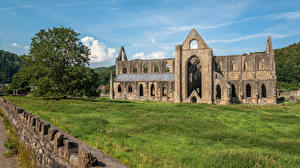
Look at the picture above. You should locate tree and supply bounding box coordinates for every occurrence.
[12,27,99,97]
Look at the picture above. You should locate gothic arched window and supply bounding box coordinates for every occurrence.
[246,84,251,98]
[190,39,198,49]
[133,64,137,73]
[143,65,148,73]
[154,64,160,73]
[165,63,170,72]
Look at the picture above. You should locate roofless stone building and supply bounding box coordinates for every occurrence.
[110,29,277,104]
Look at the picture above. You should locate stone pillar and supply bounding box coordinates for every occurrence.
[174,45,182,103]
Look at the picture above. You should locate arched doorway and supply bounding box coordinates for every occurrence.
[139,84,144,96]
[216,85,221,99]
[191,96,197,103]
[187,56,202,98]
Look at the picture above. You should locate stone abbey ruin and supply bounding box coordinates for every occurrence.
[110,29,277,104]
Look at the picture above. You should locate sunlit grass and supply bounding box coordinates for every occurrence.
[4,96,300,168]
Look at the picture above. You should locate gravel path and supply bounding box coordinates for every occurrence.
[0,117,20,168]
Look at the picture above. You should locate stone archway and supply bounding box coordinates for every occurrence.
[187,56,202,98]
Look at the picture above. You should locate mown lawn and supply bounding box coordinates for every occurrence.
[4,96,300,168]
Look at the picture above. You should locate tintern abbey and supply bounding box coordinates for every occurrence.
[110,29,277,104]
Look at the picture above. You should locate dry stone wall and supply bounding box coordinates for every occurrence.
[0,97,127,168]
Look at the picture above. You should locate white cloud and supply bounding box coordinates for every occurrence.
[11,42,18,47]
[81,36,117,64]
[132,51,165,59]
[0,5,32,12]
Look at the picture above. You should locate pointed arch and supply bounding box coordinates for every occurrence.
[190,39,198,49]
[246,84,251,98]
[244,58,250,71]
[118,85,122,92]
[165,63,170,72]
[187,56,202,98]
[216,85,221,99]
[128,85,132,93]
[231,59,237,71]
[262,84,267,98]
[154,64,160,73]
[143,65,148,73]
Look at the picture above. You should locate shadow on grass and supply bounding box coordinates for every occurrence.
[41,97,132,104]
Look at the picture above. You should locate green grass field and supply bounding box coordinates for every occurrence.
[3,96,300,168]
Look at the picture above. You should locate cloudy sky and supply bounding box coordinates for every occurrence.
[1,0,300,68]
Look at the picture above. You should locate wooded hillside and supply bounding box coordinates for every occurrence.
[0,50,22,83]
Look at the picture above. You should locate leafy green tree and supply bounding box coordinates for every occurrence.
[12,27,99,97]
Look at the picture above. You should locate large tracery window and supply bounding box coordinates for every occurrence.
[190,39,198,49]
[187,56,202,98]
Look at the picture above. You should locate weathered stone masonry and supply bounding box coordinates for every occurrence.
[0,97,127,168]
[110,29,277,104]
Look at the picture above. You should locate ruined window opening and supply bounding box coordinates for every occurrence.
[150,84,155,96]
[118,85,122,92]
[246,84,251,98]
[191,96,197,103]
[230,60,236,71]
[133,64,137,73]
[143,65,148,73]
[262,84,267,98]
[155,65,159,73]
[122,66,127,74]
[139,84,144,96]
[190,40,198,49]
[165,63,170,72]
[162,86,167,96]
[216,85,221,99]
[128,85,132,93]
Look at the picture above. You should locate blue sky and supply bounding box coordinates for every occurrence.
[1,0,300,67]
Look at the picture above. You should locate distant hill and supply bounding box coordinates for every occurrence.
[94,65,116,86]
[0,50,22,83]
[275,42,300,91]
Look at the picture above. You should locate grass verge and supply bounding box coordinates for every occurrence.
[3,96,300,168]
[0,109,35,168]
